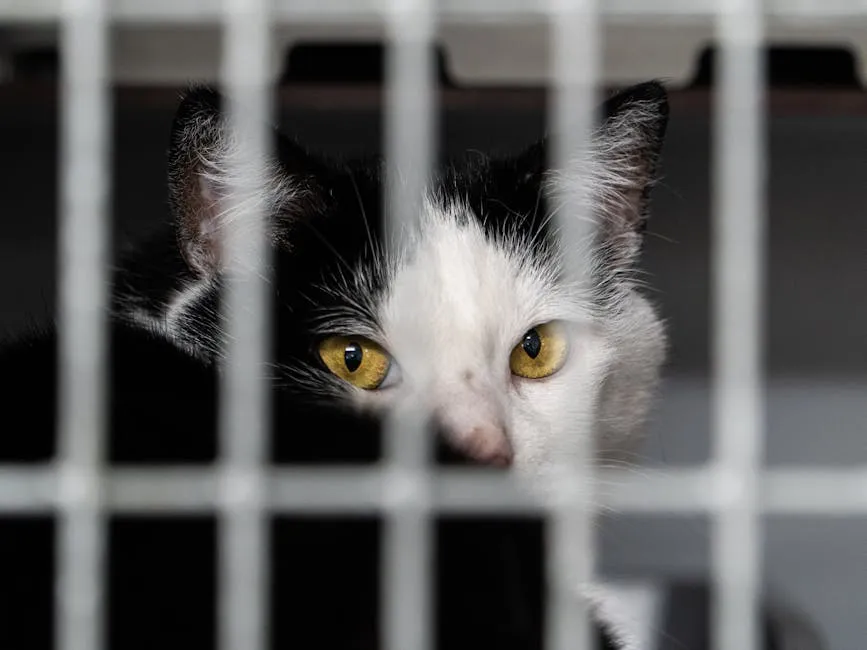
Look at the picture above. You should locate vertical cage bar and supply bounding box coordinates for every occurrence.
[382,0,436,649]
[218,1,272,650]
[711,1,766,650]
[55,1,110,650]
[547,1,600,649]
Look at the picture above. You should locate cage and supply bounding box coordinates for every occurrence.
[0,1,864,649]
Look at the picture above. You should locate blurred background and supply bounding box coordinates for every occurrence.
[0,15,866,649]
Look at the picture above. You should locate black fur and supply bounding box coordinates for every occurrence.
[0,82,669,650]
[0,317,627,650]
[124,81,669,390]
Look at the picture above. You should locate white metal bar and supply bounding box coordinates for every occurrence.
[102,467,867,515]
[1,466,867,513]
[9,0,867,22]
[217,0,272,649]
[711,1,766,650]
[55,1,110,650]
[382,0,437,647]
[547,0,600,647]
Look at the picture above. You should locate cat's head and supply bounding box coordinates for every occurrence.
[158,82,669,482]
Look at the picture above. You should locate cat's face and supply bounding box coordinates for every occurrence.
[135,82,669,486]
[344,197,628,476]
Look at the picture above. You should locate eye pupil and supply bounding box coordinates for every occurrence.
[522,329,542,359]
[344,343,363,372]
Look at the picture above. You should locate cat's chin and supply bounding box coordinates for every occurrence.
[510,458,599,511]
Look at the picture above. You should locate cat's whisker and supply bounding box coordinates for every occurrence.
[347,167,378,260]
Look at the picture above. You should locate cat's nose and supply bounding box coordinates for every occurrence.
[462,425,513,467]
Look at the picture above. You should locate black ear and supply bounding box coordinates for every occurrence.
[513,80,669,258]
[167,86,329,277]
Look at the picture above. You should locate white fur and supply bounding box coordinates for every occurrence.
[329,195,665,497]
[118,277,222,363]
[112,91,668,649]
[164,279,214,332]
[134,183,666,497]
[581,581,663,650]
[119,93,668,498]
[183,110,302,275]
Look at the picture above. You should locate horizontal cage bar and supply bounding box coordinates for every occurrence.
[1,466,867,515]
[5,0,867,22]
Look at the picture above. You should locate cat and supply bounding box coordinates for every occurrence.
[0,79,669,650]
[113,80,669,481]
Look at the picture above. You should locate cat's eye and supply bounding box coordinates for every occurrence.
[318,335,392,390]
[509,322,569,380]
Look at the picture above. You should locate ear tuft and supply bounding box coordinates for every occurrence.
[596,80,669,234]
[167,86,227,276]
[537,80,669,267]
[166,85,325,277]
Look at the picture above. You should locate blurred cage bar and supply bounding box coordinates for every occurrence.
[7,0,867,649]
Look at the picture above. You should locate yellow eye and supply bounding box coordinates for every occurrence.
[509,321,569,380]
[318,335,392,390]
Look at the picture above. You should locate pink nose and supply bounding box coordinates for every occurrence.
[462,426,514,467]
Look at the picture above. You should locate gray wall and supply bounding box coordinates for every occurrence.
[610,114,867,650]
[0,90,864,648]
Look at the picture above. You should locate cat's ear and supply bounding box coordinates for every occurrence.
[515,80,669,259]
[167,86,328,277]
[591,80,669,235]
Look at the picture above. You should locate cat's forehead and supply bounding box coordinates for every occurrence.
[376,197,582,367]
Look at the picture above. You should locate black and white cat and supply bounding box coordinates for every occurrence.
[114,81,668,478]
[0,80,669,650]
